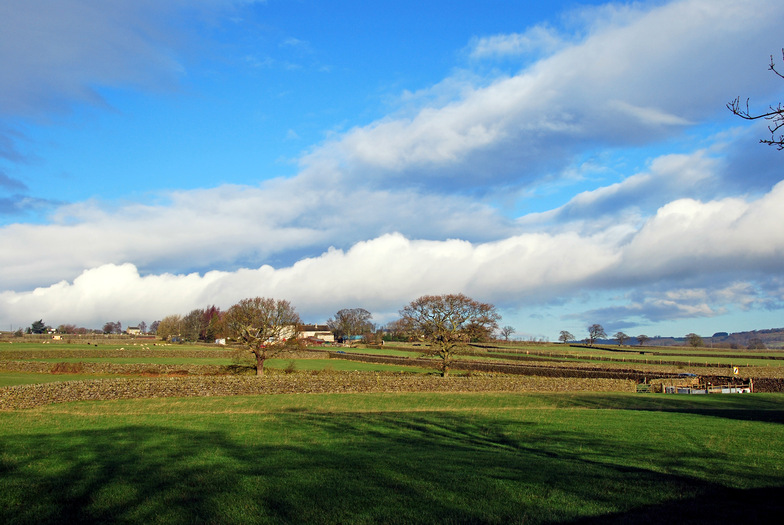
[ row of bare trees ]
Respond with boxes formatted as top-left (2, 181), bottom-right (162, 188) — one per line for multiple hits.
top-left (155, 306), bottom-right (224, 342)
top-left (558, 324), bottom-right (712, 348)
top-left (152, 293), bottom-right (502, 377)
top-left (558, 325), bottom-right (651, 347)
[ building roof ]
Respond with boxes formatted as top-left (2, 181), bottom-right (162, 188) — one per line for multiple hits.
top-left (301, 324), bottom-right (331, 332)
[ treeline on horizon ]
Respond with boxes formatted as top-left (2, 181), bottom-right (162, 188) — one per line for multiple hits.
top-left (8, 298), bottom-right (784, 350)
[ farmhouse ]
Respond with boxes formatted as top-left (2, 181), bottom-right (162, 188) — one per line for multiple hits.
top-left (299, 324), bottom-right (335, 343)
top-left (126, 326), bottom-right (141, 335)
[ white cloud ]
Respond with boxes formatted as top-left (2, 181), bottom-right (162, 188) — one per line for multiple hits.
top-left (0, 180), bottom-right (513, 291)
top-left (468, 26), bottom-right (565, 59)
top-left (292, 0), bottom-right (784, 198)
top-left (618, 179), bottom-right (784, 280)
top-left (0, 231), bottom-right (619, 327)
top-left (1, 0), bottom-right (177, 116)
top-left (2, 0), bottom-right (784, 335)
top-left (0, 0), bottom-right (264, 164)
top-left (4, 179), bottom-right (784, 328)
top-left (522, 148), bottom-right (722, 231)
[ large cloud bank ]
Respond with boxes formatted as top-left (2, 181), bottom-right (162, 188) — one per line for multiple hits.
top-left (3, 179), bottom-right (783, 327)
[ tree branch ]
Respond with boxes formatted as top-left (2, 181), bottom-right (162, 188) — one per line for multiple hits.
top-left (727, 49), bottom-right (784, 150)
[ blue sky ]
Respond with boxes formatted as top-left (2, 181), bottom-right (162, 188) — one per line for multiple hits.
top-left (1, 0), bottom-right (783, 340)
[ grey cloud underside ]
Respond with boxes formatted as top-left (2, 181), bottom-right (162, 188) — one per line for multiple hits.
top-left (0, 172), bottom-right (28, 192)
top-left (0, 195), bottom-right (61, 216)
top-left (570, 278), bottom-right (784, 333)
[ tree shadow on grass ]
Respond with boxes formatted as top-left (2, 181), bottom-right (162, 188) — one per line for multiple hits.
top-left (0, 410), bottom-right (781, 524)
top-left (553, 393), bottom-right (784, 424)
top-left (571, 486), bottom-right (784, 524)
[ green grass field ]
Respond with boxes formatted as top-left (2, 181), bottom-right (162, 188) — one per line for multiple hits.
top-left (0, 362), bottom-right (431, 388)
top-left (0, 392), bottom-right (782, 524)
top-left (353, 342), bottom-right (784, 369)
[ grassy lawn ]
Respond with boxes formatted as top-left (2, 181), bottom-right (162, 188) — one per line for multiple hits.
top-left (0, 392), bottom-right (781, 524)
top-left (332, 346), bottom-right (424, 358)
top-left (0, 358), bottom-right (431, 386)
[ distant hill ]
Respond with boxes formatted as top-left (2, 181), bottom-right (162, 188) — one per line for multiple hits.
top-left (593, 328), bottom-right (784, 349)
top-left (704, 327), bottom-right (784, 349)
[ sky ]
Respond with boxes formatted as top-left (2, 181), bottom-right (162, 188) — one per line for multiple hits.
top-left (1, 0), bottom-right (783, 341)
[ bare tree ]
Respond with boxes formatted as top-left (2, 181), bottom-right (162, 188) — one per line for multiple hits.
top-left (182, 308), bottom-right (207, 342)
top-left (57, 324), bottom-right (77, 334)
top-left (637, 334), bottom-right (650, 347)
top-left (728, 49), bottom-right (784, 149)
top-left (180, 306), bottom-right (223, 342)
top-left (102, 321), bottom-right (122, 334)
top-left (499, 325), bottom-right (516, 341)
top-left (327, 308), bottom-right (374, 343)
top-left (205, 307), bottom-right (226, 342)
top-left (400, 293), bottom-right (500, 377)
top-left (383, 319), bottom-right (410, 341)
top-left (225, 297), bottom-right (302, 376)
top-left (613, 332), bottom-right (629, 346)
top-left (587, 324), bottom-right (606, 346)
top-left (558, 330), bottom-right (575, 344)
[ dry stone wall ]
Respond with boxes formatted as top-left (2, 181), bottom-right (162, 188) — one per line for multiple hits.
top-left (0, 373), bottom-right (635, 410)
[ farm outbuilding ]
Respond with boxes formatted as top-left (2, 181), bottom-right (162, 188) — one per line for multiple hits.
top-left (299, 324), bottom-right (335, 343)
top-left (662, 378), bottom-right (753, 394)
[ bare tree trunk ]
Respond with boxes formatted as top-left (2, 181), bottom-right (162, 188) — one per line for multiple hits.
top-left (440, 348), bottom-right (451, 377)
top-left (254, 351), bottom-right (265, 376)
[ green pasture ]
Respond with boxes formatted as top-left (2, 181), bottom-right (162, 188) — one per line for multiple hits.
top-left (0, 392), bottom-right (782, 524)
top-left (7, 340), bottom-right (783, 367)
top-left (460, 345), bottom-right (784, 368)
top-left (0, 359), bottom-right (431, 387)
top-left (639, 347), bottom-right (784, 358)
top-left (558, 352), bottom-right (783, 367)
top-left (380, 341), bottom-right (784, 364)
top-left (562, 345), bottom-right (784, 358)
top-left (334, 346), bottom-right (423, 358)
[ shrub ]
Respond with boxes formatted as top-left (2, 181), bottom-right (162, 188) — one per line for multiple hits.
top-left (51, 362), bottom-right (85, 374)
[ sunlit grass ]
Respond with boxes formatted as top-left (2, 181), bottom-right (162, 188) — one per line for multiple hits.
top-left (0, 392), bottom-right (782, 524)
